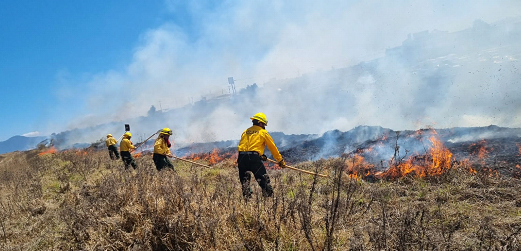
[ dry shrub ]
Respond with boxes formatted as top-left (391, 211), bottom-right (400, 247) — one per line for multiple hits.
top-left (0, 150), bottom-right (520, 250)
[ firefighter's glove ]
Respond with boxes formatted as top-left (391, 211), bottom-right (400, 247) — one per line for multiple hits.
top-left (278, 160), bottom-right (286, 168)
top-left (260, 154), bottom-right (267, 161)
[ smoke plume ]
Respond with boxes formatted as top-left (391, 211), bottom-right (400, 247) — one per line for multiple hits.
top-left (44, 1), bottom-right (521, 148)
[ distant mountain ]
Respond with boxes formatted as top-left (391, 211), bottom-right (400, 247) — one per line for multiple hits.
top-left (0, 135), bottom-right (47, 154)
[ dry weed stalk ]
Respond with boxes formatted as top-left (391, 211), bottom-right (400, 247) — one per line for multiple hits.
top-left (0, 149), bottom-right (519, 250)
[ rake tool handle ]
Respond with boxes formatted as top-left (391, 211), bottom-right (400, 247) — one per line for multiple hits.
top-left (134, 130), bottom-right (160, 150)
top-left (117, 133), bottom-right (125, 142)
top-left (170, 155), bottom-right (213, 168)
top-left (266, 158), bottom-right (328, 177)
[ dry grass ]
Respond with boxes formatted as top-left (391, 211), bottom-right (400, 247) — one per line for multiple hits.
top-left (0, 148), bottom-right (520, 250)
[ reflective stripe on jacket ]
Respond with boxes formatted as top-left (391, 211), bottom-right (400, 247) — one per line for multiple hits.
top-left (238, 125), bottom-right (283, 162)
top-left (120, 138), bottom-right (135, 152)
top-left (106, 137), bottom-right (117, 147)
top-left (154, 137), bottom-right (171, 156)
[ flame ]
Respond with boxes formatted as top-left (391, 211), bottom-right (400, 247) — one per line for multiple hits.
top-left (428, 135), bottom-right (453, 176)
top-left (469, 139), bottom-right (489, 161)
top-left (383, 158), bottom-right (420, 179)
top-left (75, 150), bottom-right (87, 156)
top-left (266, 161), bottom-right (282, 170)
top-left (345, 155), bottom-right (375, 180)
top-left (133, 152), bottom-right (143, 158)
top-left (482, 168), bottom-right (499, 177)
top-left (348, 172), bottom-right (359, 179)
top-left (208, 148), bottom-right (223, 165)
top-left (340, 129), bottom-right (514, 180)
top-left (373, 130), bottom-right (453, 179)
top-left (186, 148), bottom-right (237, 166)
top-left (38, 147), bottom-right (57, 156)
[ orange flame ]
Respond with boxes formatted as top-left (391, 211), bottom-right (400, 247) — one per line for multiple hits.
top-left (186, 148), bottom-right (237, 166)
top-left (469, 139), bottom-right (489, 161)
top-left (428, 135), bottom-right (453, 176)
top-left (38, 147), bottom-right (57, 156)
top-left (75, 150), bottom-right (87, 156)
top-left (341, 129), bottom-right (511, 180)
top-left (345, 155), bottom-right (375, 180)
top-left (378, 130), bottom-right (453, 179)
top-left (208, 148), bottom-right (223, 165)
top-left (482, 168), bottom-right (499, 177)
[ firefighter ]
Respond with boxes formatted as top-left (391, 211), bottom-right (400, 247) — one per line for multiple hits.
top-left (237, 113), bottom-right (285, 199)
top-left (120, 132), bottom-right (137, 169)
top-left (105, 134), bottom-right (120, 160)
top-left (153, 128), bottom-right (174, 171)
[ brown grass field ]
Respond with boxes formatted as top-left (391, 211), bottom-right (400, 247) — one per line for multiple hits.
top-left (0, 147), bottom-right (520, 250)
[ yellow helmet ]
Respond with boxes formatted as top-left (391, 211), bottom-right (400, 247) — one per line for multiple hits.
top-left (107, 134), bottom-right (112, 137)
top-left (160, 127), bottom-right (172, 135)
top-left (250, 113), bottom-right (268, 125)
top-left (124, 132), bottom-right (132, 138)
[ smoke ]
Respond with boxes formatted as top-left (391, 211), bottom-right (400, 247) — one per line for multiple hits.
top-left (45, 0), bottom-right (521, 147)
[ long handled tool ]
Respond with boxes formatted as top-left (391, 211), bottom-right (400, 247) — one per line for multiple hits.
top-left (134, 129), bottom-right (161, 150)
top-left (117, 133), bottom-right (125, 142)
top-left (266, 158), bottom-right (328, 177)
top-left (117, 124), bottom-right (131, 142)
top-left (170, 155), bottom-right (212, 168)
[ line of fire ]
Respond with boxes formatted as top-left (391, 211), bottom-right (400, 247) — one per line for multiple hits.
top-left (37, 125), bottom-right (521, 181)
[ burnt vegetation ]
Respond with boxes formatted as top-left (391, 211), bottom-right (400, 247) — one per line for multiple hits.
top-left (0, 134), bottom-right (521, 251)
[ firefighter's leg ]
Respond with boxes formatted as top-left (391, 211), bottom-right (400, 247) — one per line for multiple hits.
top-left (121, 152), bottom-right (131, 169)
top-left (237, 155), bottom-right (252, 199)
top-left (114, 147), bottom-right (120, 159)
top-left (253, 163), bottom-right (273, 197)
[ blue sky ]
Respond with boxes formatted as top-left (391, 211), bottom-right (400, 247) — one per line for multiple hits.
top-left (0, 1), bottom-right (169, 140)
top-left (1, 0), bottom-right (520, 142)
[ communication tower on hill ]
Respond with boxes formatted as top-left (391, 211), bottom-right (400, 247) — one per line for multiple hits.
top-left (228, 77), bottom-right (236, 95)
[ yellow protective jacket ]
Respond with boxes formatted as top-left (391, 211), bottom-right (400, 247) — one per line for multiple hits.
top-left (238, 125), bottom-right (283, 162)
top-left (106, 137), bottom-right (117, 147)
top-left (120, 138), bottom-right (135, 152)
top-left (154, 137), bottom-right (171, 156)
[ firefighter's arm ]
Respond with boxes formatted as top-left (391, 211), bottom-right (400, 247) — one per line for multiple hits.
top-left (263, 131), bottom-right (283, 162)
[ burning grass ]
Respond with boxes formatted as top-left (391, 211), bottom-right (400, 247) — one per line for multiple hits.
top-left (341, 129), bottom-right (517, 183)
top-left (186, 148), bottom-right (238, 166)
top-left (0, 147), bottom-right (520, 250)
top-left (38, 146), bottom-right (57, 156)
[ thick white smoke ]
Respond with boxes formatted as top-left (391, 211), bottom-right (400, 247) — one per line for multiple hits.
top-left (45, 0), bottom-right (521, 147)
